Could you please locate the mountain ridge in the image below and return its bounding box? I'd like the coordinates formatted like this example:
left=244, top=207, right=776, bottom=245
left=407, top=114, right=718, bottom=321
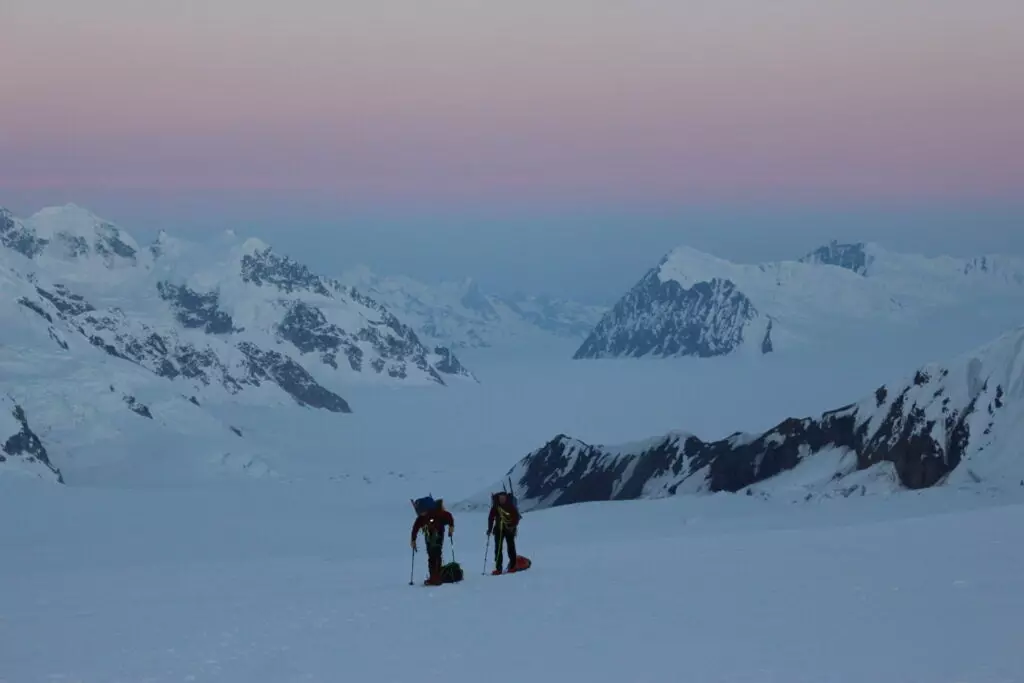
left=574, top=240, right=1024, bottom=360
left=469, top=323, right=1024, bottom=511
left=0, top=203, right=478, bottom=484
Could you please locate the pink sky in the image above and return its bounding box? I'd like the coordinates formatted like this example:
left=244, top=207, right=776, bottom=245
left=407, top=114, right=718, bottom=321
left=2, top=0, right=1023, bottom=206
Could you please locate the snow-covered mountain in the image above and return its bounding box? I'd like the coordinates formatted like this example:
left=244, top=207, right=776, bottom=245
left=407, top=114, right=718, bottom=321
left=338, top=265, right=607, bottom=349
left=0, top=204, right=477, bottom=483
left=574, top=241, right=1024, bottom=359
left=473, top=323, right=1024, bottom=510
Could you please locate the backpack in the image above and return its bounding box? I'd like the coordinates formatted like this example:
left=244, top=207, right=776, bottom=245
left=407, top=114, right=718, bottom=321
left=412, top=495, right=439, bottom=515
left=439, top=561, right=464, bottom=583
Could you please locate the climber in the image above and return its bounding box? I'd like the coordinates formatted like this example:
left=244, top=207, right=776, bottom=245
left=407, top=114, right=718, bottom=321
left=487, top=491, right=521, bottom=574
left=411, top=496, right=455, bottom=585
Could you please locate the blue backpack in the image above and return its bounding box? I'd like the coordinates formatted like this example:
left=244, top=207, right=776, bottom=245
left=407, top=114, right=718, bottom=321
left=412, top=495, right=438, bottom=515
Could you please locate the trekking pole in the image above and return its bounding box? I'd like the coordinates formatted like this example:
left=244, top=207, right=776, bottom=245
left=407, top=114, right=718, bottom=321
left=482, top=535, right=490, bottom=575
left=408, top=547, right=415, bottom=586
left=450, top=535, right=457, bottom=563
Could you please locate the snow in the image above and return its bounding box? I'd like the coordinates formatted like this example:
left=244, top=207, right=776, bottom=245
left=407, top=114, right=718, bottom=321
left=3, top=480, right=1024, bottom=682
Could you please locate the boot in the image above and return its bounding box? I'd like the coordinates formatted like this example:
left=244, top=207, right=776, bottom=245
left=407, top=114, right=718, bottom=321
left=491, top=568, right=502, bottom=575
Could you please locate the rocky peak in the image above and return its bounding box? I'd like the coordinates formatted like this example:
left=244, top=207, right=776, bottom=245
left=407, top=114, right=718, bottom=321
left=20, top=204, right=141, bottom=267
left=573, top=267, right=767, bottom=359
left=239, top=244, right=332, bottom=297
left=799, top=240, right=870, bottom=275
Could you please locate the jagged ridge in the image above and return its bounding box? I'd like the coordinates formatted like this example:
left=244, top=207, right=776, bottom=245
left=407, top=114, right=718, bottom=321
left=471, top=325, right=1024, bottom=511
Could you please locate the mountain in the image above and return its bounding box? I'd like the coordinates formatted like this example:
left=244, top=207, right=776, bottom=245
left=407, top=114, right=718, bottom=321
left=338, top=265, right=607, bottom=349
left=0, top=204, right=476, bottom=483
left=469, top=324, right=1024, bottom=511
left=573, top=242, right=1024, bottom=359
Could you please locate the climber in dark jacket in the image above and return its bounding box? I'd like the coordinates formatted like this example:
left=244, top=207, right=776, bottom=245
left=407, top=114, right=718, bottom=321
left=411, top=497, right=455, bottom=585
left=487, top=491, right=521, bottom=574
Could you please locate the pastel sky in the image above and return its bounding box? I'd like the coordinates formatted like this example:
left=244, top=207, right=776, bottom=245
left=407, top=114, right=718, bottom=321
left=2, top=0, right=1023, bottom=299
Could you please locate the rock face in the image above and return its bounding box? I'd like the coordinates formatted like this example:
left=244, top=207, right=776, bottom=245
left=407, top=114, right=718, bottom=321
left=0, top=396, right=63, bottom=483
left=474, top=325, right=1024, bottom=512
left=573, top=242, right=1024, bottom=360
left=799, top=240, right=870, bottom=275
left=573, top=264, right=770, bottom=358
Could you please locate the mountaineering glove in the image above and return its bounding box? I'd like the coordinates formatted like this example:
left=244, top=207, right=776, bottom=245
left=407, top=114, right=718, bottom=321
left=448, top=526, right=454, bottom=538
left=411, top=539, right=417, bottom=552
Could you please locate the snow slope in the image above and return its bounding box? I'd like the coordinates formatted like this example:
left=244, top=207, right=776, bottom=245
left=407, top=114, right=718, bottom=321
left=481, top=324, right=1024, bottom=511
left=339, top=265, right=607, bottom=350
left=2, top=480, right=1022, bottom=682
left=575, top=241, right=1024, bottom=359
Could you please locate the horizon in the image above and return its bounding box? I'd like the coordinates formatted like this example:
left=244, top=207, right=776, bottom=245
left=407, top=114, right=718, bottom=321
left=4, top=198, right=1024, bottom=304
left=4, top=0, right=1023, bottom=301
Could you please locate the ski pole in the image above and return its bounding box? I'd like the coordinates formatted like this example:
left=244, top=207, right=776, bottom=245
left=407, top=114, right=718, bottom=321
left=450, top=535, right=457, bottom=563
left=482, top=535, right=490, bottom=575
left=409, top=546, right=415, bottom=586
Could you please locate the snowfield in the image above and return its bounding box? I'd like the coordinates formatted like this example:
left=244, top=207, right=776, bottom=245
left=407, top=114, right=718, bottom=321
left=2, top=481, right=1023, bottom=682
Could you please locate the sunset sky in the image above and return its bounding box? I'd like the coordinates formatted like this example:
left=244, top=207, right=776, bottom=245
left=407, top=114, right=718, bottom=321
left=2, top=0, right=1023, bottom=298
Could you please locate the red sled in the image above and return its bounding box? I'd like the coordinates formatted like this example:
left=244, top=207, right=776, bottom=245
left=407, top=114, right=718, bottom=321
left=511, top=555, right=531, bottom=572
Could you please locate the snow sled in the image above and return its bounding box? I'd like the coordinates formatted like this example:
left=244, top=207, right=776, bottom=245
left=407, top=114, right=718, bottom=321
left=506, top=555, right=531, bottom=572
left=424, top=561, right=464, bottom=585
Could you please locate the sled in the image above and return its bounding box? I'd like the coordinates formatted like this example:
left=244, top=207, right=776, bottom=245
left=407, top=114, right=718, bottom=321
left=494, top=556, right=531, bottom=575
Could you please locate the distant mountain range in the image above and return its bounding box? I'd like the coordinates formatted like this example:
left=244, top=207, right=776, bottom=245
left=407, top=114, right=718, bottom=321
left=573, top=240, right=1024, bottom=360
left=337, top=266, right=607, bottom=350
left=469, top=322, right=1024, bottom=510
left=0, top=203, right=483, bottom=483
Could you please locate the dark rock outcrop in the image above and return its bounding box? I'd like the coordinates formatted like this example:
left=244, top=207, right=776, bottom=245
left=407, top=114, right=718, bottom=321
left=799, top=240, right=870, bottom=275
left=236, top=342, right=352, bottom=413
left=36, top=284, right=96, bottom=317
left=1, top=400, right=64, bottom=483
left=123, top=394, right=154, bottom=419
left=0, top=209, right=47, bottom=258
left=156, top=281, right=239, bottom=334
left=240, top=245, right=332, bottom=297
